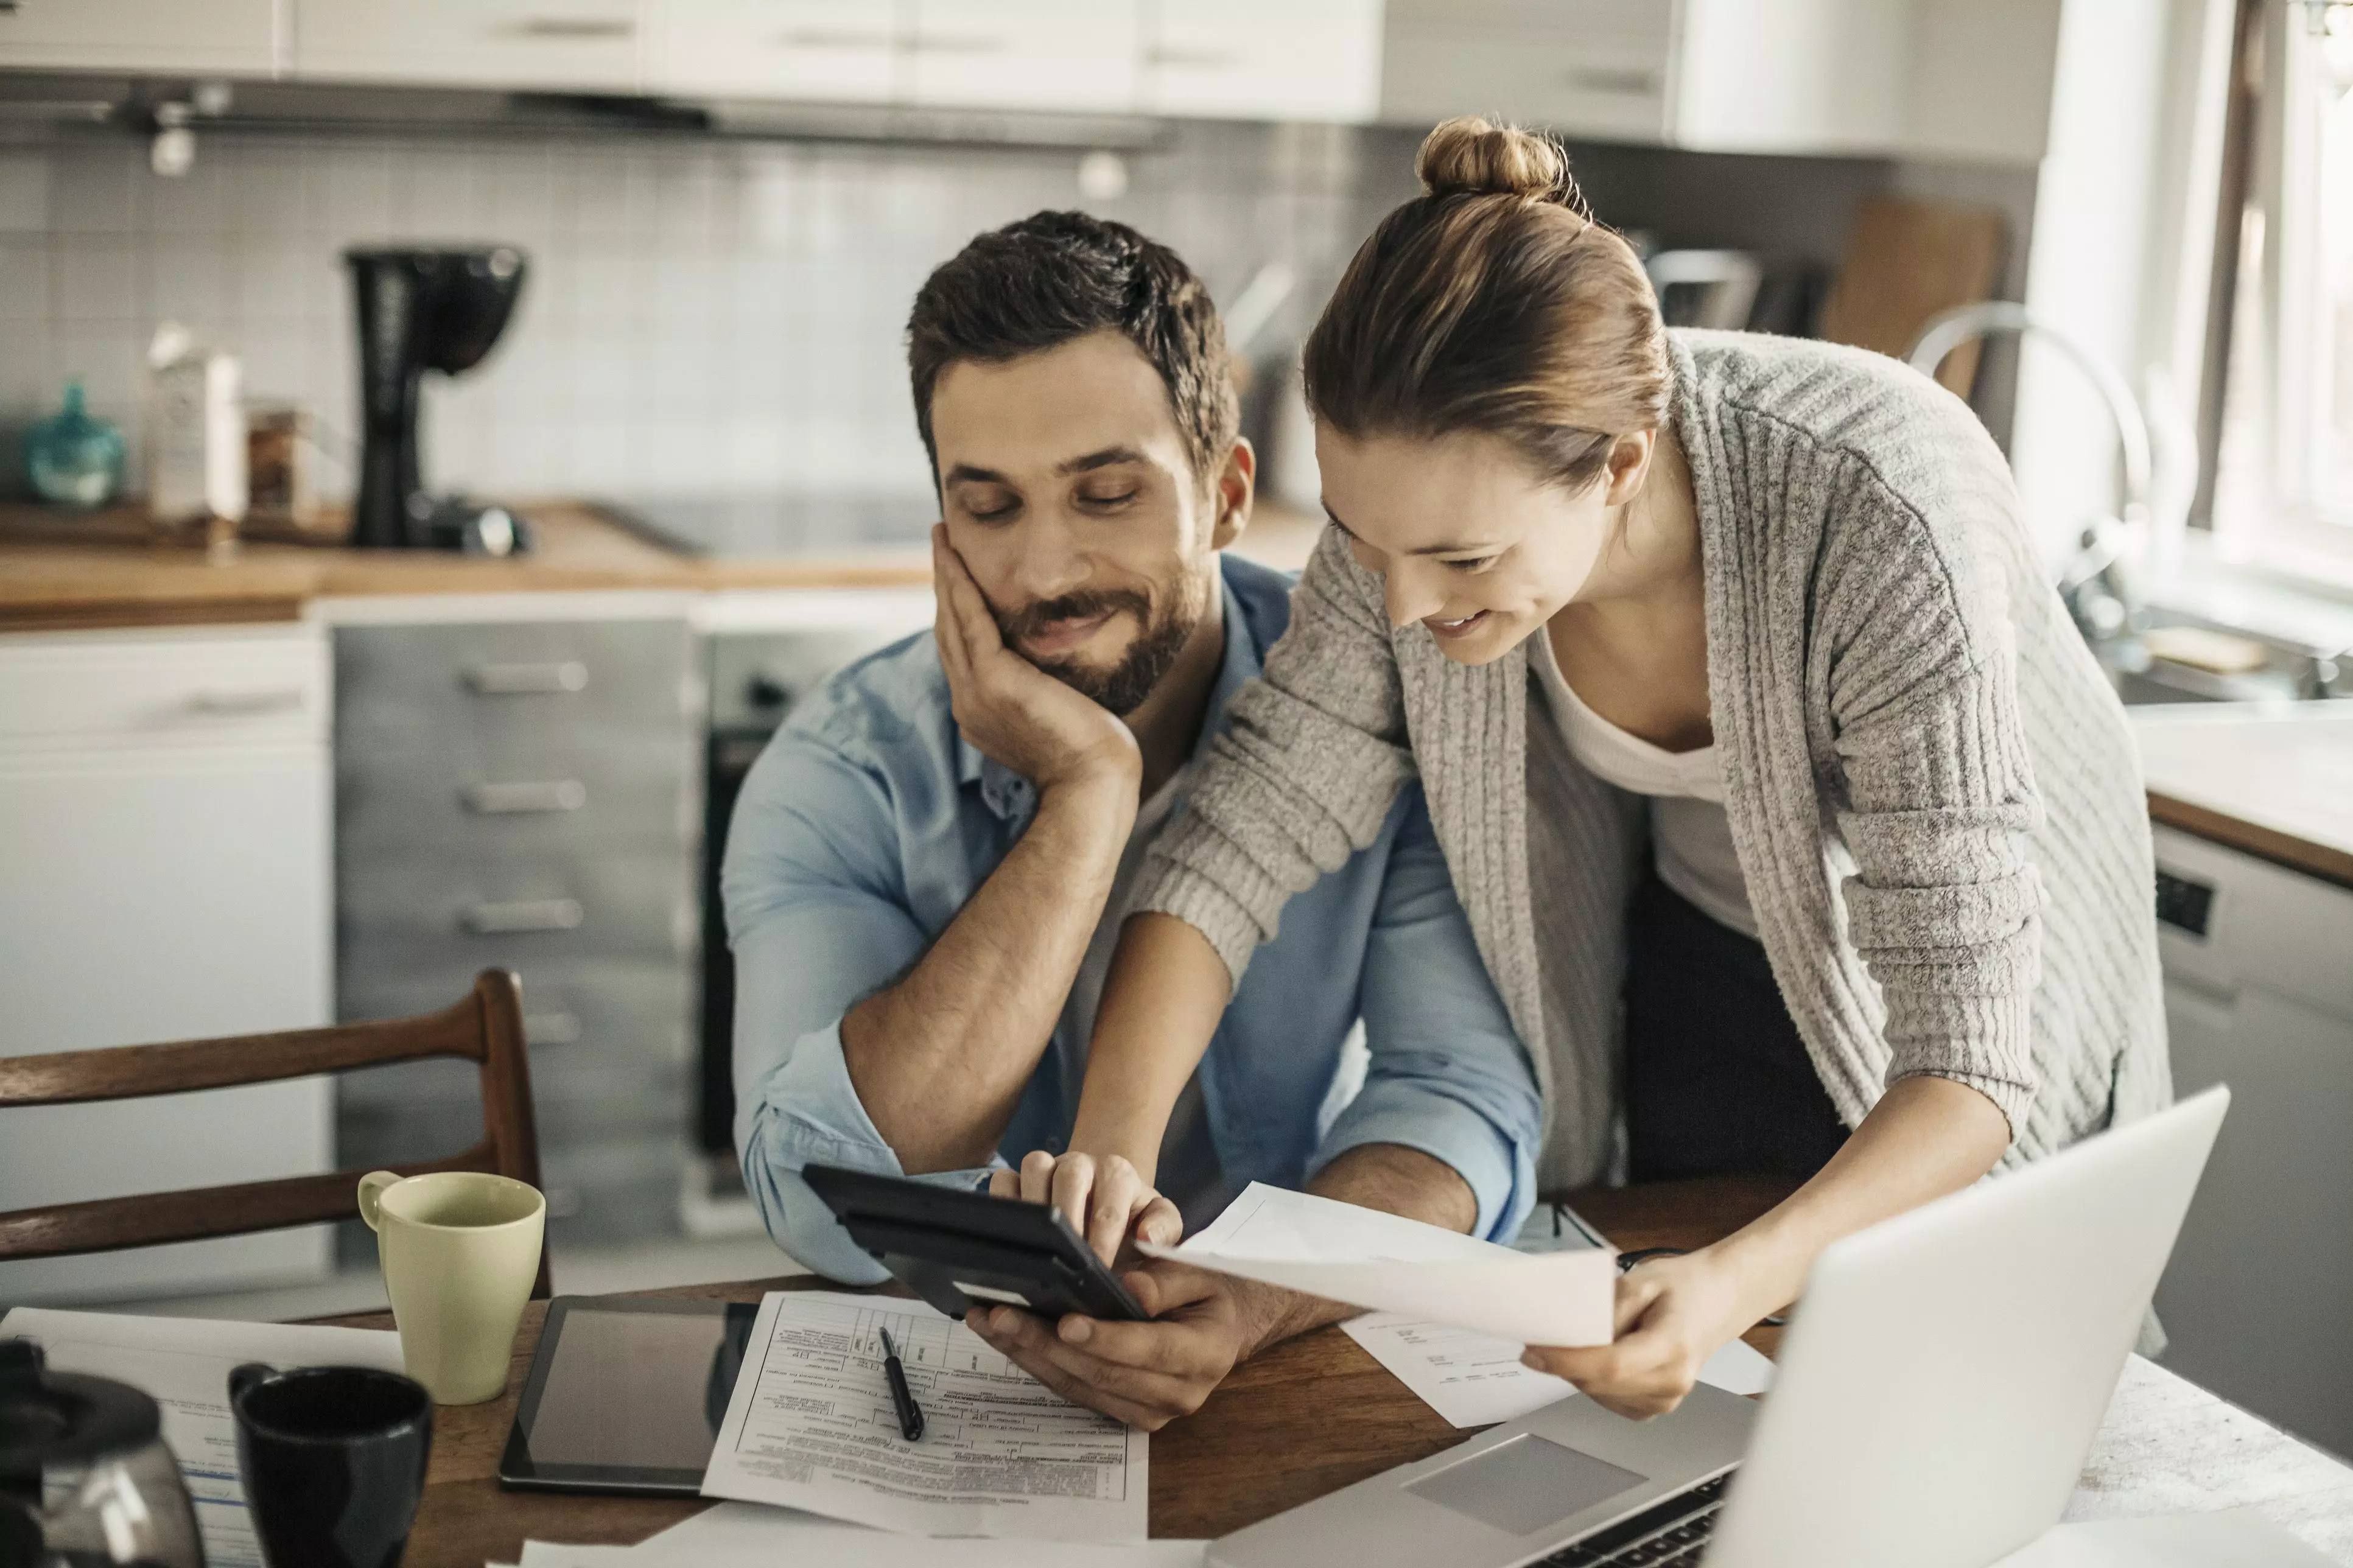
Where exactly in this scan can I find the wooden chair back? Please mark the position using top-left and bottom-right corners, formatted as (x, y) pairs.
(0, 970), (553, 1300)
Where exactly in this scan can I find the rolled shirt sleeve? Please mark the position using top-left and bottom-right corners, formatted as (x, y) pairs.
(1310, 791), (1541, 1243)
(723, 723), (1001, 1283)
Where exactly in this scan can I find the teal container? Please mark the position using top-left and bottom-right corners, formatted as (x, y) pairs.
(24, 380), (126, 508)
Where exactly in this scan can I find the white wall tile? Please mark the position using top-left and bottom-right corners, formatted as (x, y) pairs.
(48, 142), (142, 236)
(2, 121), (1405, 502)
(52, 236), (138, 323)
(0, 238), (51, 323)
(0, 153), (51, 234)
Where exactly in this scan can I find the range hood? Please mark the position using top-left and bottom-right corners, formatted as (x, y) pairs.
(0, 71), (1171, 153)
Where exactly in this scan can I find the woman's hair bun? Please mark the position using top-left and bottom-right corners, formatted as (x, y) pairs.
(1415, 116), (1574, 205)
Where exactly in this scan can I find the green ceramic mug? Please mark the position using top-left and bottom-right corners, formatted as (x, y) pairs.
(357, 1171), (544, 1406)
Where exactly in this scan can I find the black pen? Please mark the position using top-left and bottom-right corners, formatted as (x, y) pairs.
(878, 1326), (925, 1443)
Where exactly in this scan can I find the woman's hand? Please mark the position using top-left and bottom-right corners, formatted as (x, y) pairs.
(992, 1150), (1183, 1265)
(1520, 1250), (1759, 1420)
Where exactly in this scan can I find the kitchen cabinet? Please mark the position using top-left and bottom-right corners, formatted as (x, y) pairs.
(292, 0), (645, 92)
(0, 0), (284, 76)
(1380, 0), (2061, 164)
(2147, 824), (2353, 1461)
(903, 0), (1141, 114)
(649, 0), (899, 103)
(1140, 0), (1383, 124)
(333, 611), (699, 1248)
(0, 623), (334, 1306)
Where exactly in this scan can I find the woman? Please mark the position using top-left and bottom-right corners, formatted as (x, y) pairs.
(1052, 118), (2169, 1417)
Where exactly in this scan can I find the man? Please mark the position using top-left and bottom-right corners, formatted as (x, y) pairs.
(723, 210), (1540, 1430)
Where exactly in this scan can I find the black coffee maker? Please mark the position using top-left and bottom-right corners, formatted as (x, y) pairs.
(346, 246), (530, 553)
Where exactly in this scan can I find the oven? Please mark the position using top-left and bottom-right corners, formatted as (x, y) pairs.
(687, 594), (935, 1231)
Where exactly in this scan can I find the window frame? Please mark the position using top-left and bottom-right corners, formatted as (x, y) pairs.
(2207, 0), (2353, 575)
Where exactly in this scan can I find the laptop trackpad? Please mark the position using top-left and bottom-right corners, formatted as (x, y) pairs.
(1406, 1433), (1649, 1538)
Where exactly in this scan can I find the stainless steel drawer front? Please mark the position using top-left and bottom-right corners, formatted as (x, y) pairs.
(337, 737), (693, 856)
(337, 621), (696, 748)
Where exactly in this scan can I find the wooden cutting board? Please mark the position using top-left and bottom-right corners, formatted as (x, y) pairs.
(1818, 194), (2008, 396)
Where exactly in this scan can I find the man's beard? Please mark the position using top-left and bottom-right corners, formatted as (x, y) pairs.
(993, 575), (1208, 718)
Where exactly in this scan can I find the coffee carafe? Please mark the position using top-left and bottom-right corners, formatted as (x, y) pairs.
(346, 246), (528, 553)
(0, 1340), (205, 1568)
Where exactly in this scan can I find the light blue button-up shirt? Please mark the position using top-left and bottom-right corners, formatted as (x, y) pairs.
(723, 552), (1541, 1284)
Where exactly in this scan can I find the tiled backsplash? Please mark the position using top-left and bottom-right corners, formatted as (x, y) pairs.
(0, 121), (1415, 505)
(0, 119), (2025, 506)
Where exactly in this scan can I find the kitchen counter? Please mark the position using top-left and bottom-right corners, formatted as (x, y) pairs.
(0, 501), (930, 631)
(0, 498), (1329, 631)
(2134, 702), (2353, 891)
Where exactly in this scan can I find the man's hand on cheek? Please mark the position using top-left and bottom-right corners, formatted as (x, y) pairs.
(931, 525), (1140, 797)
(964, 1261), (1274, 1432)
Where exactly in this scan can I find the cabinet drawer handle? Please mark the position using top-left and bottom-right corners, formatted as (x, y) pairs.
(461, 897), (584, 934)
(464, 660), (588, 695)
(1146, 45), (1242, 69)
(525, 1010), (582, 1046)
(779, 27), (896, 49)
(1563, 67), (1660, 95)
(907, 32), (1005, 54)
(510, 15), (634, 39)
(464, 780), (587, 814)
(188, 686), (307, 715)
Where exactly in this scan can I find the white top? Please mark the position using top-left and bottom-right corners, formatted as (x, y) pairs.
(1529, 626), (1758, 939)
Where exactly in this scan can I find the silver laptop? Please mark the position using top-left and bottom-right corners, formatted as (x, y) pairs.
(1212, 1085), (2231, 1568)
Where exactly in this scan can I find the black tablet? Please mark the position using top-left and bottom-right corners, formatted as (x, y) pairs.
(497, 1296), (759, 1495)
(801, 1163), (1150, 1323)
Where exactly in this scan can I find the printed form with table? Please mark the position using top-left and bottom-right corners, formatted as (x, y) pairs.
(2, 1182), (2327, 1567)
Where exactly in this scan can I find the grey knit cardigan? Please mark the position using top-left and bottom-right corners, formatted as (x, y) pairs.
(1135, 330), (2171, 1193)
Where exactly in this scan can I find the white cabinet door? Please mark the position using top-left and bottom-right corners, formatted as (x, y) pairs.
(0, 625), (334, 1306)
(0, 0), (282, 75)
(293, 0), (644, 91)
(1141, 0), (1382, 123)
(1674, 0), (1908, 155)
(905, 0), (1140, 114)
(650, 0), (901, 103)
(1380, 0), (1672, 142)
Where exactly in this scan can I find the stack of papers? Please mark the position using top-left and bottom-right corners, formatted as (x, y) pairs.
(0, 1306), (406, 1568)
(699, 1290), (1149, 1542)
(1141, 1183), (1619, 1345)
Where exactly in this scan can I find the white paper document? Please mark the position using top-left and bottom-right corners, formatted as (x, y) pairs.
(1991, 1508), (2337, 1566)
(699, 1291), (1148, 1541)
(1141, 1183), (1617, 1347)
(1341, 1311), (1776, 1427)
(0, 1306), (405, 1568)
(520, 1501), (1208, 1567)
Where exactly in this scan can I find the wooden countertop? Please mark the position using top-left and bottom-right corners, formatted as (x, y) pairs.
(336, 1172), (2353, 1566)
(0, 499), (1330, 632)
(0, 501), (938, 631)
(2134, 702), (2353, 890)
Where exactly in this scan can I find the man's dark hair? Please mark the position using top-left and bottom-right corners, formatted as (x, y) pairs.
(907, 210), (1239, 484)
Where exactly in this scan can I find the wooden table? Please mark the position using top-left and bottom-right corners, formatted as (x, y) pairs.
(356, 1177), (1798, 1567)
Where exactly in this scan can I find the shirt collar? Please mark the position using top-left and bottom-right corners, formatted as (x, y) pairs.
(955, 559), (1260, 821)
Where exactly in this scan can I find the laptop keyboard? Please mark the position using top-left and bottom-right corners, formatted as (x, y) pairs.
(1538, 1472), (1730, 1568)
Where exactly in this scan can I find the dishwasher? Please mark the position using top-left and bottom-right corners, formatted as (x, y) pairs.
(2148, 822), (2353, 1460)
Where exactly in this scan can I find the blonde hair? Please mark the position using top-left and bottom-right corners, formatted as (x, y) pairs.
(1303, 117), (1668, 490)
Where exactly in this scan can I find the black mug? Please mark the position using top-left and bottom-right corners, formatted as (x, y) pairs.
(229, 1363), (433, 1568)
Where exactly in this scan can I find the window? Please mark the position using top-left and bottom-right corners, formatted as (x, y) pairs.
(2210, 1), (2353, 571)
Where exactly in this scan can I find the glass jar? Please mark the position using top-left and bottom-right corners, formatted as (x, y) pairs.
(23, 381), (127, 508)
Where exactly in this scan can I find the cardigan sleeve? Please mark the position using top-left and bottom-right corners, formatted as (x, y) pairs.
(1134, 524), (1420, 985)
(1823, 461), (2044, 1136)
